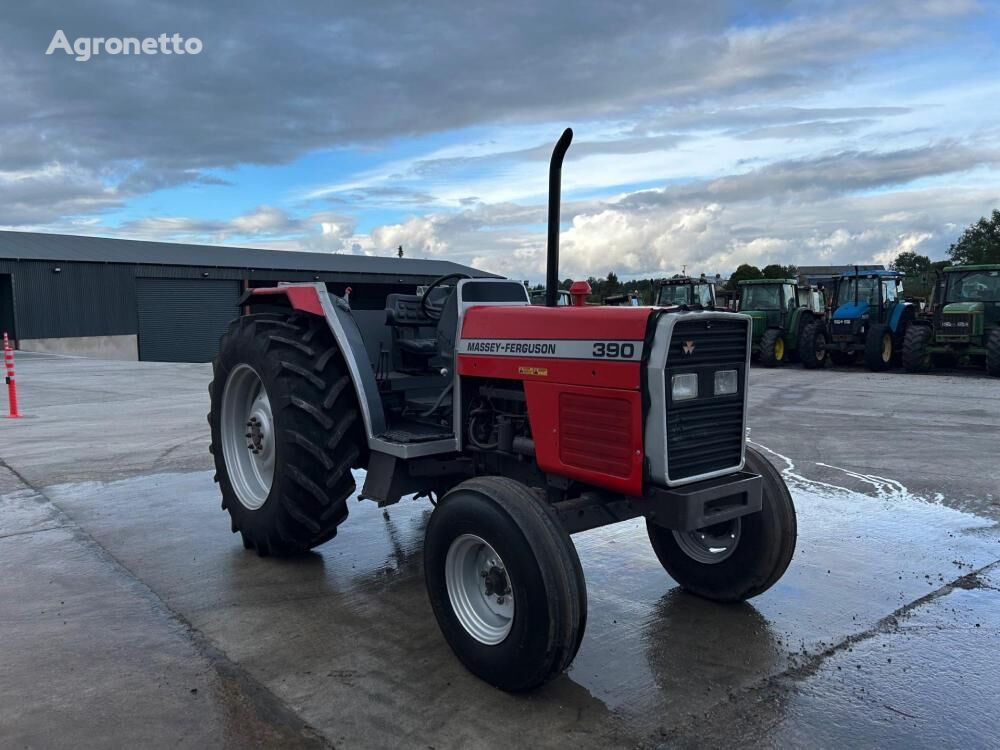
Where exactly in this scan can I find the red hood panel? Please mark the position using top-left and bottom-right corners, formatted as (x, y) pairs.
(461, 306), (651, 340)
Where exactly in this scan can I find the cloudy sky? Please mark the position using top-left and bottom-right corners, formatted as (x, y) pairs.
(2, 1), (998, 280)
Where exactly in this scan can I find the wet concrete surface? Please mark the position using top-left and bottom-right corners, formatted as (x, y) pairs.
(1, 352), (998, 747)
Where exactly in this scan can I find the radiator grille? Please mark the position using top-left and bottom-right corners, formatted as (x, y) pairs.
(559, 393), (634, 478)
(665, 318), (747, 481)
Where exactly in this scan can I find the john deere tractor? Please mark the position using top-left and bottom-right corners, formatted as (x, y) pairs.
(655, 276), (717, 308)
(902, 264), (1000, 376)
(737, 279), (827, 368)
(824, 269), (916, 371)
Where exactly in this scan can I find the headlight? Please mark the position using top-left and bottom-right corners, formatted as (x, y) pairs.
(671, 373), (698, 401)
(714, 369), (738, 396)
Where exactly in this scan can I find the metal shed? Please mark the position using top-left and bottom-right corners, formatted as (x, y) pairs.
(0, 231), (492, 362)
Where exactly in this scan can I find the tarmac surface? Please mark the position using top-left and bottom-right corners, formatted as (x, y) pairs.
(1, 351), (998, 748)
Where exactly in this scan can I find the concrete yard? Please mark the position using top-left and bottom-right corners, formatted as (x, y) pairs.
(1, 352), (998, 748)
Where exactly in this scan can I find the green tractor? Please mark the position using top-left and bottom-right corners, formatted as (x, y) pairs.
(824, 270), (917, 371)
(737, 278), (827, 368)
(902, 264), (1000, 376)
(654, 276), (717, 308)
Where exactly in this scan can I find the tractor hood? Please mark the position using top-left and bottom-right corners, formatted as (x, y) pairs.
(833, 301), (869, 320)
(942, 302), (985, 314)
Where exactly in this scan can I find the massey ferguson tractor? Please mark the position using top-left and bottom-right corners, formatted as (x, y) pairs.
(208, 129), (797, 691)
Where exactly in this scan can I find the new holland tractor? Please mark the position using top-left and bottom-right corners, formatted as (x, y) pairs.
(654, 276), (717, 308)
(902, 264), (1000, 376)
(737, 279), (827, 368)
(208, 130), (797, 691)
(825, 269), (916, 371)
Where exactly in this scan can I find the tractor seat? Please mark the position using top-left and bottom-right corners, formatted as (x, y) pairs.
(385, 293), (439, 370)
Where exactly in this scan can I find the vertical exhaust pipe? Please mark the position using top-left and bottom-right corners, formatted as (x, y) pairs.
(546, 128), (573, 307)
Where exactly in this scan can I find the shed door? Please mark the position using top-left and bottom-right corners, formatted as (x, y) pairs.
(136, 278), (241, 362)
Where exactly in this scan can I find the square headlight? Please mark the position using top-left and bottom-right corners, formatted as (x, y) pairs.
(671, 373), (698, 401)
(714, 369), (738, 396)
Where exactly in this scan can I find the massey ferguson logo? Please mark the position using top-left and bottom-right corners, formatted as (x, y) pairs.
(682, 341), (696, 355)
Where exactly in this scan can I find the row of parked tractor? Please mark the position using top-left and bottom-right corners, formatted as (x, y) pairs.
(653, 264), (1000, 377)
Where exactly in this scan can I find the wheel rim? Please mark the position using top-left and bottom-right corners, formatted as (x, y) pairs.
(881, 333), (892, 362)
(221, 364), (275, 511)
(673, 518), (741, 564)
(774, 337), (785, 360)
(444, 534), (514, 645)
(815, 333), (827, 361)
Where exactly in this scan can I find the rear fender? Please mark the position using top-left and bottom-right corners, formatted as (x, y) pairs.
(242, 283), (387, 444)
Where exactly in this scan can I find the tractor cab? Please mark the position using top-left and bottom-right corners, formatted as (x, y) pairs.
(655, 276), (716, 308)
(826, 270), (914, 370)
(902, 264), (1000, 376)
(736, 279), (826, 368)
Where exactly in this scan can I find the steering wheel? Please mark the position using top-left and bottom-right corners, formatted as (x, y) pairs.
(420, 273), (471, 321)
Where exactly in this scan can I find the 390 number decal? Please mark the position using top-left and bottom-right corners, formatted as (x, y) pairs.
(592, 342), (636, 359)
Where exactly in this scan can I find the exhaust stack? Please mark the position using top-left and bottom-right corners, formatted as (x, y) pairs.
(546, 128), (573, 307)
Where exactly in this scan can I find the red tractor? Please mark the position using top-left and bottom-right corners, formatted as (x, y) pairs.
(208, 130), (796, 691)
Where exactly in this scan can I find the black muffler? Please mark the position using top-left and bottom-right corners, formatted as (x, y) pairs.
(546, 128), (573, 307)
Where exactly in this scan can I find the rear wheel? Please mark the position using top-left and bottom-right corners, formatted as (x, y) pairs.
(759, 329), (786, 367)
(798, 321), (827, 369)
(864, 323), (893, 371)
(209, 313), (367, 556)
(902, 325), (932, 373)
(987, 328), (1000, 377)
(646, 446), (796, 602)
(424, 477), (587, 691)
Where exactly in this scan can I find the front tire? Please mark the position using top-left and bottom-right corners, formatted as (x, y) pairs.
(987, 328), (1000, 377)
(646, 446), (796, 602)
(798, 321), (828, 369)
(209, 313), (366, 556)
(424, 477), (587, 691)
(864, 323), (893, 371)
(902, 324), (932, 373)
(759, 329), (786, 367)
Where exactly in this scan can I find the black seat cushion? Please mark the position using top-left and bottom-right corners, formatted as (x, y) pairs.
(396, 338), (438, 355)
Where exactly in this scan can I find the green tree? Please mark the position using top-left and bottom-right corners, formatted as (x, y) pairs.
(949, 209), (1000, 265)
(891, 251), (932, 276)
(726, 264), (763, 290)
(761, 263), (797, 279)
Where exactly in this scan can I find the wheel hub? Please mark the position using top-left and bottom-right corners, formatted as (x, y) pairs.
(220, 364), (275, 511)
(445, 535), (514, 645)
(673, 518), (741, 565)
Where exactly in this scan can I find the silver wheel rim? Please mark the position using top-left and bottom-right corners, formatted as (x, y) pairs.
(673, 518), (741, 564)
(220, 364), (275, 511)
(444, 534), (514, 645)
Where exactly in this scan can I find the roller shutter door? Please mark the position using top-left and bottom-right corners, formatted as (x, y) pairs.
(136, 278), (241, 362)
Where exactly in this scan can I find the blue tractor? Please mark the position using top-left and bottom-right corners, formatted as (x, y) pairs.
(825, 269), (917, 371)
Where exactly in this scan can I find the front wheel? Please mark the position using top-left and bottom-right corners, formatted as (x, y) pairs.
(646, 446), (796, 602)
(758, 329), (786, 367)
(987, 329), (1000, 377)
(864, 323), (893, 371)
(798, 321), (828, 369)
(424, 477), (587, 691)
(902, 324), (932, 373)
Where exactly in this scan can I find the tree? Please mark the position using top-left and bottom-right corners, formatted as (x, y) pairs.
(761, 263), (797, 279)
(891, 251), (932, 277)
(949, 209), (1000, 265)
(726, 264), (763, 290)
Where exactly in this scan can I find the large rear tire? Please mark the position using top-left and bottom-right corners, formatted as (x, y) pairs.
(758, 329), (786, 367)
(798, 321), (827, 369)
(902, 324), (932, 373)
(424, 477), (587, 691)
(645, 446), (796, 602)
(209, 313), (367, 556)
(864, 323), (893, 371)
(987, 328), (1000, 377)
